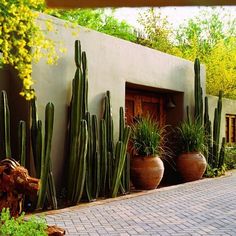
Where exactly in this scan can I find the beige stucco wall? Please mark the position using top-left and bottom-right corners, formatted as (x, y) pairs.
(208, 95), (236, 142)
(31, 13), (206, 186)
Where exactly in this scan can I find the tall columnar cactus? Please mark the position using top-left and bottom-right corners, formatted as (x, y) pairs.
(30, 99), (57, 210)
(67, 70), (83, 200)
(111, 126), (131, 198)
(101, 93), (132, 197)
(82, 51), (88, 116)
(72, 120), (88, 204)
(103, 91), (114, 194)
(212, 90), (223, 167)
(84, 114), (101, 200)
(194, 58), (225, 174)
(194, 58), (203, 125)
(31, 99), (43, 179)
(0, 90), (11, 158)
(48, 161), (58, 209)
(204, 97), (212, 164)
(31, 98), (38, 173)
(103, 91), (114, 155)
(37, 103), (55, 209)
(85, 112), (93, 202)
(67, 40), (131, 203)
(35, 120), (43, 179)
(120, 107), (126, 191)
(67, 40), (88, 202)
(18, 121), (26, 167)
(91, 115), (100, 199)
(204, 92), (225, 173)
(100, 119), (107, 197)
(120, 107), (130, 193)
(218, 137), (226, 168)
(124, 153), (130, 192)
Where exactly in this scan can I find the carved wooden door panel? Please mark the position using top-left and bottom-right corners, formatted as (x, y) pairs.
(125, 90), (165, 127)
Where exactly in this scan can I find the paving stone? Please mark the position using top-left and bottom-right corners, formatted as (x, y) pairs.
(43, 171), (236, 235)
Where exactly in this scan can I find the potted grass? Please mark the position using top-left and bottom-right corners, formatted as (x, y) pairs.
(130, 116), (165, 190)
(176, 119), (207, 182)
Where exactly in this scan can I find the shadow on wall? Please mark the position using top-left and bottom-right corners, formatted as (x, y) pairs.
(0, 66), (30, 161)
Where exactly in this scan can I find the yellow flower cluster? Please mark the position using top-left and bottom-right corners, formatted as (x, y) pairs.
(0, 0), (58, 100)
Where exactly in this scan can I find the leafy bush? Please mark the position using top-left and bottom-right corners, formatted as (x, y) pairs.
(0, 208), (47, 236)
(224, 147), (236, 170)
(204, 164), (227, 178)
(204, 145), (236, 177)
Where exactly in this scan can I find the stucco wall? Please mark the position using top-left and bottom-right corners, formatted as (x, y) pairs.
(208, 95), (236, 142)
(32, 13), (206, 186)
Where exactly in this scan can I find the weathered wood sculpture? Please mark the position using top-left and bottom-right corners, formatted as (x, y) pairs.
(0, 158), (39, 217)
(0, 158), (65, 235)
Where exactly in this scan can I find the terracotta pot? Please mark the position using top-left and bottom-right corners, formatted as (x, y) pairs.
(177, 152), (207, 182)
(130, 155), (164, 190)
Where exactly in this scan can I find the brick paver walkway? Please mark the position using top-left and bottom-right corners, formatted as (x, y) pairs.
(45, 171), (236, 235)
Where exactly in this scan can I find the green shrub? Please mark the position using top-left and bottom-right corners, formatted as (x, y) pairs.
(224, 147), (236, 170)
(0, 208), (47, 236)
(204, 164), (227, 178)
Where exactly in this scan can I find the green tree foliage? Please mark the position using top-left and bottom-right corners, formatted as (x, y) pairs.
(46, 9), (137, 42)
(137, 8), (179, 55)
(206, 37), (236, 97)
(175, 9), (236, 98)
(138, 8), (236, 99)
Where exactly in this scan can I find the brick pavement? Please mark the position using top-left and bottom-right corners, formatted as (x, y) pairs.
(44, 171), (236, 236)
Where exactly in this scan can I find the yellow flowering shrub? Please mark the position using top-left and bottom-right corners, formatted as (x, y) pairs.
(0, 0), (58, 100)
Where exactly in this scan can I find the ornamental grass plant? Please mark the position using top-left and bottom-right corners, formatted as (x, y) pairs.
(130, 115), (164, 157)
(177, 119), (205, 153)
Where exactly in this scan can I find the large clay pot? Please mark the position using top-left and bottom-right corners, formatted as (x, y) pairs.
(130, 155), (164, 190)
(177, 152), (207, 182)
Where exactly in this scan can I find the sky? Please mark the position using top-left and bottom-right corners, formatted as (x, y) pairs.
(114, 6), (236, 29)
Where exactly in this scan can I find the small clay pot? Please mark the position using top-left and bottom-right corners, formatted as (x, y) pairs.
(130, 155), (164, 190)
(177, 152), (207, 182)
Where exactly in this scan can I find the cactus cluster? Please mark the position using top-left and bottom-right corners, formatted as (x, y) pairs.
(67, 40), (89, 204)
(194, 58), (203, 125)
(194, 58), (225, 173)
(36, 102), (57, 209)
(31, 100), (57, 210)
(0, 40), (131, 210)
(204, 97), (212, 162)
(0, 90), (57, 210)
(102, 93), (131, 198)
(204, 91), (225, 170)
(66, 40), (131, 204)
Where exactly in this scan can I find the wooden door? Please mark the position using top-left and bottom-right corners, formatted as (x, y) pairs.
(125, 89), (166, 126)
